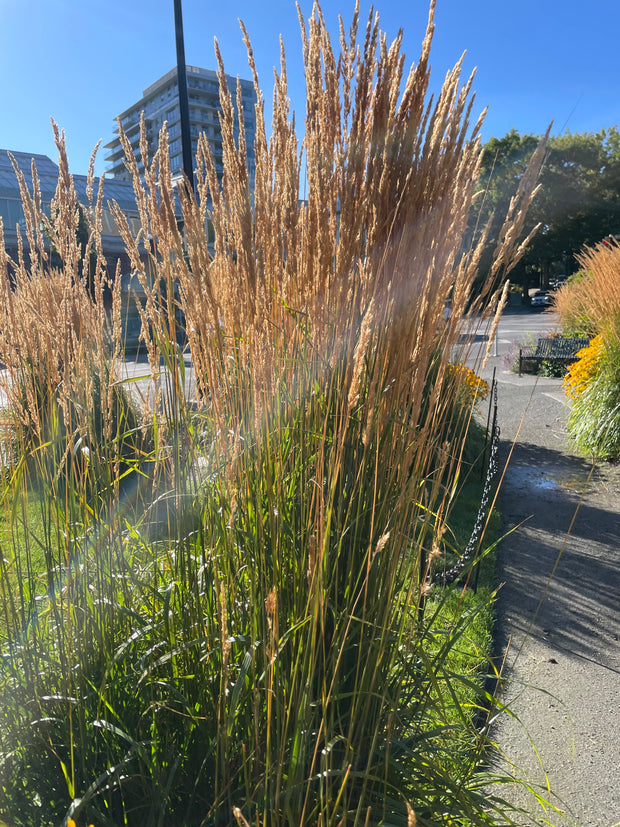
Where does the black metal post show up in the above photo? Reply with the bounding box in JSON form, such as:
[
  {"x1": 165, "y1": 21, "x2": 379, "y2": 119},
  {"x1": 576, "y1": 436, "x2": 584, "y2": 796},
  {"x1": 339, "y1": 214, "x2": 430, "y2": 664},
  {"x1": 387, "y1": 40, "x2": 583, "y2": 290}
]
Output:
[
  {"x1": 173, "y1": 0, "x2": 194, "y2": 193},
  {"x1": 481, "y1": 366, "x2": 496, "y2": 480}
]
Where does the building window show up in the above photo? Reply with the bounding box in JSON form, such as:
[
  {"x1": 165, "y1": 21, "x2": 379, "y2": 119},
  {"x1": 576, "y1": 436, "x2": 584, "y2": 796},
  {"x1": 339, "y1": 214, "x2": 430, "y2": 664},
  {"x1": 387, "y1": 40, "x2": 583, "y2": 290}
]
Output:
[
  {"x1": 101, "y1": 208, "x2": 122, "y2": 237},
  {"x1": 128, "y1": 213, "x2": 141, "y2": 237},
  {"x1": 0, "y1": 198, "x2": 25, "y2": 229}
]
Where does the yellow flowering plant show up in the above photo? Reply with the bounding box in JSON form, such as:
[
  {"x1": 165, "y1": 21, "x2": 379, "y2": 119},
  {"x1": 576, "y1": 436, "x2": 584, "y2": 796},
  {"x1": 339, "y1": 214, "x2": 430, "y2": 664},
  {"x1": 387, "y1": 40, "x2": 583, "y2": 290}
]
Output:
[
  {"x1": 448, "y1": 364, "x2": 490, "y2": 404},
  {"x1": 564, "y1": 331, "x2": 620, "y2": 459},
  {"x1": 563, "y1": 334, "x2": 603, "y2": 400}
]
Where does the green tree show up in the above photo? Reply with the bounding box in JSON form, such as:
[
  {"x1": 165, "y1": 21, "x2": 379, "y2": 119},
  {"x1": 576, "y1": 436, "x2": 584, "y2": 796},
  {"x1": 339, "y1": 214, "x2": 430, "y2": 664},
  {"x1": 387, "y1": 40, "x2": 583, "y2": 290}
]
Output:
[
  {"x1": 470, "y1": 127, "x2": 620, "y2": 291},
  {"x1": 468, "y1": 129, "x2": 540, "y2": 292}
]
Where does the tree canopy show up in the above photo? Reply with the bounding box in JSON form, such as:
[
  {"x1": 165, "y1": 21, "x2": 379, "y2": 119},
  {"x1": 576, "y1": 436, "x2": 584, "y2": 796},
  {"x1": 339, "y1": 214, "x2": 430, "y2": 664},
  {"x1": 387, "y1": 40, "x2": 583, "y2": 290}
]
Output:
[{"x1": 471, "y1": 127, "x2": 620, "y2": 289}]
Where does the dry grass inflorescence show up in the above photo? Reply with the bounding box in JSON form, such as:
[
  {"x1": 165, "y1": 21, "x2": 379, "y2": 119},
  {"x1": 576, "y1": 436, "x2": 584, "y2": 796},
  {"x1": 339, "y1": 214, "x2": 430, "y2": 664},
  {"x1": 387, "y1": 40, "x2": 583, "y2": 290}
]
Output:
[
  {"x1": 554, "y1": 241, "x2": 620, "y2": 339},
  {"x1": 559, "y1": 240, "x2": 620, "y2": 459},
  {"x1": 0, "y1": 2, "x2": 548, "y2": 825},
  {"x1": 0, "y1": 124, "x2": 150, "y2": 500}
]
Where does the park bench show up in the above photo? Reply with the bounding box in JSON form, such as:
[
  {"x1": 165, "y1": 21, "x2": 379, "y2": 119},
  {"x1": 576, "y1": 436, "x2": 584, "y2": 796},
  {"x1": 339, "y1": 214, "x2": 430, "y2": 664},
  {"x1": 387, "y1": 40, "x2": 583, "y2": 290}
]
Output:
[{"x1": 518, "y1": 337, "x2": 590, "y2": 376}]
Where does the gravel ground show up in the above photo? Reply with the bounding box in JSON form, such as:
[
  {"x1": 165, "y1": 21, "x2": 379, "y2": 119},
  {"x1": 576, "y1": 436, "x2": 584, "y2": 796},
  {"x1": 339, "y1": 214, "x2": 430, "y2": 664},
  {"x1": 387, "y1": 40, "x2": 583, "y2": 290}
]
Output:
[{"x1": 477, "y1": 344, "x2": 620, "y2": 827}]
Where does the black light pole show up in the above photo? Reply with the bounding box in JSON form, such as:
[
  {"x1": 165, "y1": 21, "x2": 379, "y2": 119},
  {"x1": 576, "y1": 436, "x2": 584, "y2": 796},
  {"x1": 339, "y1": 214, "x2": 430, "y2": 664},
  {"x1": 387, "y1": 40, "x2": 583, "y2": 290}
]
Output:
[{"x1": 173, "y1": 0, "x2": 194, "y2": 193}]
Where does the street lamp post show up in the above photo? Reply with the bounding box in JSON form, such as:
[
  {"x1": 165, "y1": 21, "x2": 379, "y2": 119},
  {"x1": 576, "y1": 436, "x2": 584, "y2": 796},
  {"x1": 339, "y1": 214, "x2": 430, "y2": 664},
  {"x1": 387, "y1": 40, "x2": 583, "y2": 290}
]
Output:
[{"x1": 173, "y1": 0, "x2": 194, "y2": 193}]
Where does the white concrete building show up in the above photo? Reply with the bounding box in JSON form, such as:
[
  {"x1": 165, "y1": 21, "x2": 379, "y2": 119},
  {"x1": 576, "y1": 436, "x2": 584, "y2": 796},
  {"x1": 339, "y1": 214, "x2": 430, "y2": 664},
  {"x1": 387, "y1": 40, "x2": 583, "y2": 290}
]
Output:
[{"x1": 104, "y1": 65, "x2": 257, "y2": 188}]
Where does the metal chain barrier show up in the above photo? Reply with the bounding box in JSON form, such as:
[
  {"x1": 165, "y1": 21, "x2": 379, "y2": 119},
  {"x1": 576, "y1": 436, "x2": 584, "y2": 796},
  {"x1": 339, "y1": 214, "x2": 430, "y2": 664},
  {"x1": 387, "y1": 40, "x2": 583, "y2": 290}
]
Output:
[{"x1": 434, "y1": 376, "x2": 500, "y2": 588}]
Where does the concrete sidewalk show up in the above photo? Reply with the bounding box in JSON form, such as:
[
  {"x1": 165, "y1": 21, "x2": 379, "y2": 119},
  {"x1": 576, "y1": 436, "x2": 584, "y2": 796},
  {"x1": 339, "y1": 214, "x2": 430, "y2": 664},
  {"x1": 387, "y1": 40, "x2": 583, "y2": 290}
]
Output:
[{"x1": 479, "y1": 355, "x2": 620, "y2": 826}]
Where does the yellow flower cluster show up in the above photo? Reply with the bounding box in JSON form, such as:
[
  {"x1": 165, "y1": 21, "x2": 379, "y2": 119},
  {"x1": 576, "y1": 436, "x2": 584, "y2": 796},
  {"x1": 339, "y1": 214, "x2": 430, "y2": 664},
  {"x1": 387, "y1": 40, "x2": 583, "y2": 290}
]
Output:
[
  {"x1": 563, "y1": 334, "x2": 603, "y2": 400},
  {"x1": 448, "y1": 364, "x2": 490, "y2": 402}
]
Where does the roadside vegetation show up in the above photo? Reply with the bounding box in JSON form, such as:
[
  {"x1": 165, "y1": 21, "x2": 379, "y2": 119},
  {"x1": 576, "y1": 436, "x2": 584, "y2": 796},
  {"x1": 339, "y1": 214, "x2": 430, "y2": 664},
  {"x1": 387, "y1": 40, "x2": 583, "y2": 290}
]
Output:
[
  {"x1": 469, "y1": 127, "x2": 620, "y2": 293},
  {"x1": 0, "y1": 3, "x2": 550, "y2": 825},
  {"x1": 556, "y1": 242, "x2": 620, "y2": 459}
]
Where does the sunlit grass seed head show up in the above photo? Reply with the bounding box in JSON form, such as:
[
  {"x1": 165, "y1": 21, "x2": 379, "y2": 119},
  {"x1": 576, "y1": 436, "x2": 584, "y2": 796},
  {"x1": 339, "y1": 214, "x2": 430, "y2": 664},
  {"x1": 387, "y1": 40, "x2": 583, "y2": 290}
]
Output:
[{"x1": 0, "y1": 2, "x2": 548, "y2": 824}]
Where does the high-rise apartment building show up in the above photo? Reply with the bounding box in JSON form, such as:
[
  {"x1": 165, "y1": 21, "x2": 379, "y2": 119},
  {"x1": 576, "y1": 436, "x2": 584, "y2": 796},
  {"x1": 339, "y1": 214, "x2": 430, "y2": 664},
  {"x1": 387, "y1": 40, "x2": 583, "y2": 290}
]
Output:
[{"x1": 104, "y1": 65, "x2": 257, "y2": 187}]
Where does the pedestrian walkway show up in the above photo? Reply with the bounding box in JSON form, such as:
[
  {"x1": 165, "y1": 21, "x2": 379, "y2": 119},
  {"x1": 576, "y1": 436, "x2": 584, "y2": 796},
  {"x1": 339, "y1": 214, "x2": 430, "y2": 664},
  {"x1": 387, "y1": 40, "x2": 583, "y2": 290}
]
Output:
[{"x1": 484, "y1": 363, "x2": 620, "y2": 826}]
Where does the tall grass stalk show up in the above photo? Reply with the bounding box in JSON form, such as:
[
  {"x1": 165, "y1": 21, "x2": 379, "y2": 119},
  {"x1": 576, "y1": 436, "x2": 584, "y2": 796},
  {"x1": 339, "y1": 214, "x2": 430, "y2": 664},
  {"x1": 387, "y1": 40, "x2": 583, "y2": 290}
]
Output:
[
  {"x1": 0, "y1": 3, "x2": 546, "y2": 825},
  {"x1": 554, "y1": 240, "x2": 620, "y2": 339}
]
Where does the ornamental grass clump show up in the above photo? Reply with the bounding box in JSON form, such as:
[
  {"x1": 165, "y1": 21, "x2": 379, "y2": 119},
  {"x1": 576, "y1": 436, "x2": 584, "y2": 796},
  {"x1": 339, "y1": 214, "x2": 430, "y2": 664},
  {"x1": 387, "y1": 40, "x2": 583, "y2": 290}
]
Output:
[
  {"x1": 554, "y1": 240, "x2": 620, "y2": 339},
  {"x1": 0, "y1": 3, "x2": 547, "y2": 825},
  {"x1": 0, "y1": 126, "x2": 151, "y2": 507},
  {"x1": 559, "y1": 241, "x2": 620, "y2": 459}
]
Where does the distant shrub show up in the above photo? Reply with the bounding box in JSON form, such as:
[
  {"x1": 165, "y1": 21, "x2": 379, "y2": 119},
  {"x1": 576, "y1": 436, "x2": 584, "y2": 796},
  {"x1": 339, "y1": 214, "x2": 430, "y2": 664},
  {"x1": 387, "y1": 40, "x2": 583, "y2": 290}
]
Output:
[
  {"x1": 538, "y1": 358, "x2": 568, "y2": 377},
  {"x1": 502, "y1": 331, "x2": 552, "y2": 373},
  {"x1": 502, "y1": 335, "x2": 532, "y2": 372}
]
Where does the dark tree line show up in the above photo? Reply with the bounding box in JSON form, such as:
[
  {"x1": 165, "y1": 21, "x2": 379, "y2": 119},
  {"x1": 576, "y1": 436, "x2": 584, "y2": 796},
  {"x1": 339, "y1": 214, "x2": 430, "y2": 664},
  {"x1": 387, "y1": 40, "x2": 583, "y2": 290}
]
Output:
[{"x1": 470, "y1": 127, "x2": 620, "y2": 292}]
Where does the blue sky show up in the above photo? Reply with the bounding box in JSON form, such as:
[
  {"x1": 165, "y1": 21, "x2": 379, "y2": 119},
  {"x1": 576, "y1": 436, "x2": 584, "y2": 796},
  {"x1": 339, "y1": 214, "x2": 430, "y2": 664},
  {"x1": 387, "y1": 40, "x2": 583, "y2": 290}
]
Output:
[{"x1": 1, "y1": 0, "x2": 619, "y2": 177}]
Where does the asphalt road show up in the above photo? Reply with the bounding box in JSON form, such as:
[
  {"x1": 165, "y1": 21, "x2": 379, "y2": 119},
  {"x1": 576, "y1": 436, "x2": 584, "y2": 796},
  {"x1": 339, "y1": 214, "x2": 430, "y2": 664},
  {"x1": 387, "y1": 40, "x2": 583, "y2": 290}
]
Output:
[{"x1": 476, "y1": 308, "x2": 620, "y2": 827}]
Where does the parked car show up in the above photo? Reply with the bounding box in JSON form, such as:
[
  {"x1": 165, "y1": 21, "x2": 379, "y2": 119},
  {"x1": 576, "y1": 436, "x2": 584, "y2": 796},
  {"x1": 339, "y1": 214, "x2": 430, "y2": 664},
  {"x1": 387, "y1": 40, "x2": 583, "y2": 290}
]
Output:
[
  {"x1": 549, "y1": 274, "x2": 568, "y2": 289},
  {"x1": 531, "y1": 290, "x2": 554, "y2": 308}
]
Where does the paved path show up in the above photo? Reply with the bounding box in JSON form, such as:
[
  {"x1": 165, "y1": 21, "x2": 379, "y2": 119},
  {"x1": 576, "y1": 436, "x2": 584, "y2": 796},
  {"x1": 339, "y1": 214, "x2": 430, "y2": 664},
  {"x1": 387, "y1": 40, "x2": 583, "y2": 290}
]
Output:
[
  {"x1": 0, "y1": 355, "x2": 198, "y2": 415},
  {"x1": 478, "y1": 332, "x2": 620, "y2": 827}
]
